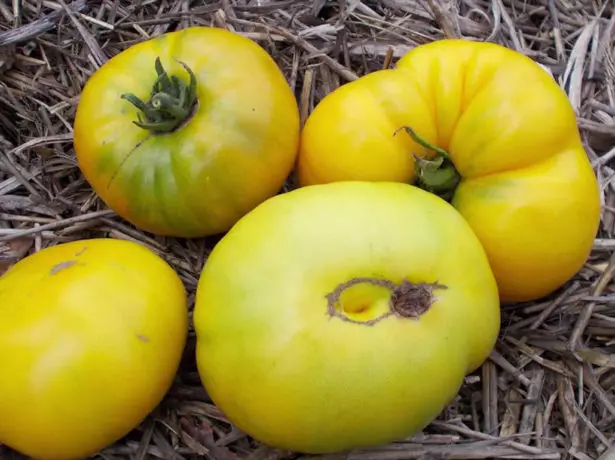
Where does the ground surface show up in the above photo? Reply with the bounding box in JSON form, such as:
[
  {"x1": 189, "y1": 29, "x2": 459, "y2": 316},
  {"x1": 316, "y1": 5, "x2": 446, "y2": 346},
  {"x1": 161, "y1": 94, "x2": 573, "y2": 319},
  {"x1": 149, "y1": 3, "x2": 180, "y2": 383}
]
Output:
[{"x1": 1, "y1": 1, "x2": 615, "y2": 459}]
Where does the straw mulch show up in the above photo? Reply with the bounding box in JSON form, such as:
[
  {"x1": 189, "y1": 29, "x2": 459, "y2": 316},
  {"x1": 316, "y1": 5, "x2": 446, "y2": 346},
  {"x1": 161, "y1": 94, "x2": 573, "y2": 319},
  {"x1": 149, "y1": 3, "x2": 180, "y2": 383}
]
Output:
[{"x1": 1, "y1": 1, "x2": 615, "y2": 459}]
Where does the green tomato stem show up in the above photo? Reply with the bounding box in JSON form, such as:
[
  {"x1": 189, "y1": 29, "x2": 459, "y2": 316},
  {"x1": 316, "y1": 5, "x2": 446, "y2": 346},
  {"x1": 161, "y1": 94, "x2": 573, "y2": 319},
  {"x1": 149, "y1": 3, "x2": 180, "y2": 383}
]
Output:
[
  {"x1": 394, "y1": 126, "x2": 462, "y2": 201},
  {"x1": 121, "y1": 57, "x2": 198, "y2": 135}
]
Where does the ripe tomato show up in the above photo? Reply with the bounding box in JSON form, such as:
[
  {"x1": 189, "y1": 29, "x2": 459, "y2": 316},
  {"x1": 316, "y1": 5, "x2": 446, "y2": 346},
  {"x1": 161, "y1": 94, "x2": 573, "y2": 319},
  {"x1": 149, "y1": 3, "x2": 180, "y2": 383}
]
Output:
[
  {"x1": 194, "y1": 181, "x2": 500, "y2": 454},
  {"x1": 297, "y1": 39, "x2": 600, "y2": 303},
  {"x1": 0, "y1": 239, "x2": 188, "y2": 460},
  {"x1": 74, "y1": 26, "x2": 300, "y2": 238}
]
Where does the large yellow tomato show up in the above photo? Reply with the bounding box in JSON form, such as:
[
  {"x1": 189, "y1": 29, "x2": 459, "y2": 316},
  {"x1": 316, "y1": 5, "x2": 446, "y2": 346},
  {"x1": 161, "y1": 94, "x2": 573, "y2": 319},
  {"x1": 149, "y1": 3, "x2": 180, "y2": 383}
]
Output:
[
  {"x1": 74, "y1": 26, "x2": 300, "y2": 238},
  {"x1": 194, "y1": 181, "x2": 500, "y2": 454},
  {"x1": 297, "y1": 39, "x2": 600, "y2": 303},
  {"x1": 0, "y1": 239, "x2": 188, "y2": 460}
]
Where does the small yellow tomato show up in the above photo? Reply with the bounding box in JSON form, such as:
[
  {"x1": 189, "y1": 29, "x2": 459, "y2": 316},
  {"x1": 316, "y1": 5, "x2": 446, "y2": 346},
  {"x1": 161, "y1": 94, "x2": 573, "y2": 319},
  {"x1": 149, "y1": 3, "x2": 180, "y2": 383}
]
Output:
[
  {"x1": 297, "y1": 39, "x2": 601, "y2": 303},
  {"x1": 194, "y1": 181, "x2": 500, "y2": 454},
  {"x1": 74, "y1": 26, "x2": 300, "y2": 238},
  {"x1": 0, "y1": 239, "x2": 188, "y2": 460}
]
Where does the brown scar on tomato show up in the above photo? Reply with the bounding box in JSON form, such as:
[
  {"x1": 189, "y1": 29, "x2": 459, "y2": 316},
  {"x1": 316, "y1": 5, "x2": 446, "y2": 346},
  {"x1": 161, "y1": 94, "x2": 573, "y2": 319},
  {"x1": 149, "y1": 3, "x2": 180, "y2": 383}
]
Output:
[
  {"x1": 74, "y1": 246, "x2": 88, "y2": 256},
  {"x1": 325, "y1": 277, "x2": 447, "y2": 326},
  {"x1": 136, "y1": 334, "x2": 150, "y2": 342},
  {"x1": 50, "y1": 260, "x2": 77, "y2": 275}
]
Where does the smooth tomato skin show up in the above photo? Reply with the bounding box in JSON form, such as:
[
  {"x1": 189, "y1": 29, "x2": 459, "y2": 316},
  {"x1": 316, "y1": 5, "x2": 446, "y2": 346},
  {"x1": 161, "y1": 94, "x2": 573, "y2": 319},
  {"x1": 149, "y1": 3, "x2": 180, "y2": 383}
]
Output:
[
  {"x1": 297, "y1": 39, "x2": 601, "y2": 303},
  {"x1": 74, "y1": 26, "x2": 300, "y2": 238},
  {"x1": 0, "y1": 239, "x2": 188, "y2": 460},
  {"x1": 194, "y1": 181, "x2": 500, "y2": 454}
]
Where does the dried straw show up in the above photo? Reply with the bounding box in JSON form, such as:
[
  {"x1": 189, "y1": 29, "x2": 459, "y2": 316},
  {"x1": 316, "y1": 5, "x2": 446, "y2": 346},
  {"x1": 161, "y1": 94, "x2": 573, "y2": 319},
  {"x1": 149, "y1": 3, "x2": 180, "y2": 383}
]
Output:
[{"x1": 1, "y1": 1, "x2": 615, "y2": 459}]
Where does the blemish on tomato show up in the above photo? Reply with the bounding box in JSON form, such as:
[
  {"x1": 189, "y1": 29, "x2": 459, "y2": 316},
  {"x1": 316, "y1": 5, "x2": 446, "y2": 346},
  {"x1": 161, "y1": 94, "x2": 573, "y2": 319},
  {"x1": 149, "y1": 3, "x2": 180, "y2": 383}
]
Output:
[
  {"x1": 75, "y1": 246, "x2": 88, "y2": 256},
  {"x1": 136, "y1": 334, "x2": 150, "y2": 342},
  {"x1": 50, "y1": 260, "x2": 77, "y2": 275}
]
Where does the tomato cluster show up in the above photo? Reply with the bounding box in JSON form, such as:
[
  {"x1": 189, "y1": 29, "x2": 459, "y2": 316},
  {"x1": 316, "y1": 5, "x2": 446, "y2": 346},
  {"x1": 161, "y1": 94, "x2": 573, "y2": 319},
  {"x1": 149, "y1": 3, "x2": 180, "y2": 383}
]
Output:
[{"x1": 0, "y1": 27, "x2": 600, "y2": 459}]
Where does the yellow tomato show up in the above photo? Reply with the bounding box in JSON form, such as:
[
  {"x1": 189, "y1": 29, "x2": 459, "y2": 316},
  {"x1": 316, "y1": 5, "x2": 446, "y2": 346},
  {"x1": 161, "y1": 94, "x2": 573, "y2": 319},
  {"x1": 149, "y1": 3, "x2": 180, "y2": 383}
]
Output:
[
  {"x1": 297, "y1": 39, "x2": 600, "y2": 303},
  {"x1": 0, "y1": 239, "x2": 188, "y2": 460},
  {"x1": 194, "y1": 181, "x2": 500, "y2": 454},
  {"x1": 74, "y1": 26, "x2": 300, "y2": 238}
]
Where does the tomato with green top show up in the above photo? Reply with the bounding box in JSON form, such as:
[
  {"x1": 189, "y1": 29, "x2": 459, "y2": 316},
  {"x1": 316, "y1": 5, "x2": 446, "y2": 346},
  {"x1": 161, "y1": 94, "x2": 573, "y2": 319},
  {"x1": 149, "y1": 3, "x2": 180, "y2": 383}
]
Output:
[
  {"x1": 297, "y1": 39, "x2": 601, "y2": 303},
  {"x1": 74, "y1": 26, "x2": 300, "y2": 238}
]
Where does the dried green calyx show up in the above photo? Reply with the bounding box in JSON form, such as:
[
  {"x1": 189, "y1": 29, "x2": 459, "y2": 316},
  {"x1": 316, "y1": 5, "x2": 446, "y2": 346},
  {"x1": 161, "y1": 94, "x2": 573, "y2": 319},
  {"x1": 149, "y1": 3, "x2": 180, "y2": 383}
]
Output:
[
  {"x1": 395, "y1": 126, "x2": 462, "y2": 201},
  {"x1": 121, "y1": 57, "x2": 197, "y2": 134}
]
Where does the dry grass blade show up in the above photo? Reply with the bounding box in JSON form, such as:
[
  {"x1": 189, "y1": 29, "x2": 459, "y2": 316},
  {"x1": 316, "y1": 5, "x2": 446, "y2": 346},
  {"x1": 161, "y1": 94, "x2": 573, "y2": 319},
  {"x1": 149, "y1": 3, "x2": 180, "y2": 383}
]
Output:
[
  {"x1": 569, "y1": 251, "x2": 615, "y2": 349},
  {"x1": 0, "y1": 0, "x2": 90, "y2": 46},
  {"x1": 0, "y1": 1, "x2": 614, "y2": 460}
]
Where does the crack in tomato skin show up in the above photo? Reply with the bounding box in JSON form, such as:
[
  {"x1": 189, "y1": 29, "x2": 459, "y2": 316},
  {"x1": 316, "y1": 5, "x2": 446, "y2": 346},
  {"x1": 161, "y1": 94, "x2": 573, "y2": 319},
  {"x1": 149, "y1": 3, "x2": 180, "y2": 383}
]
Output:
[{"x1": 49, "y1": 260, "x2": 78, "y2": 275}]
